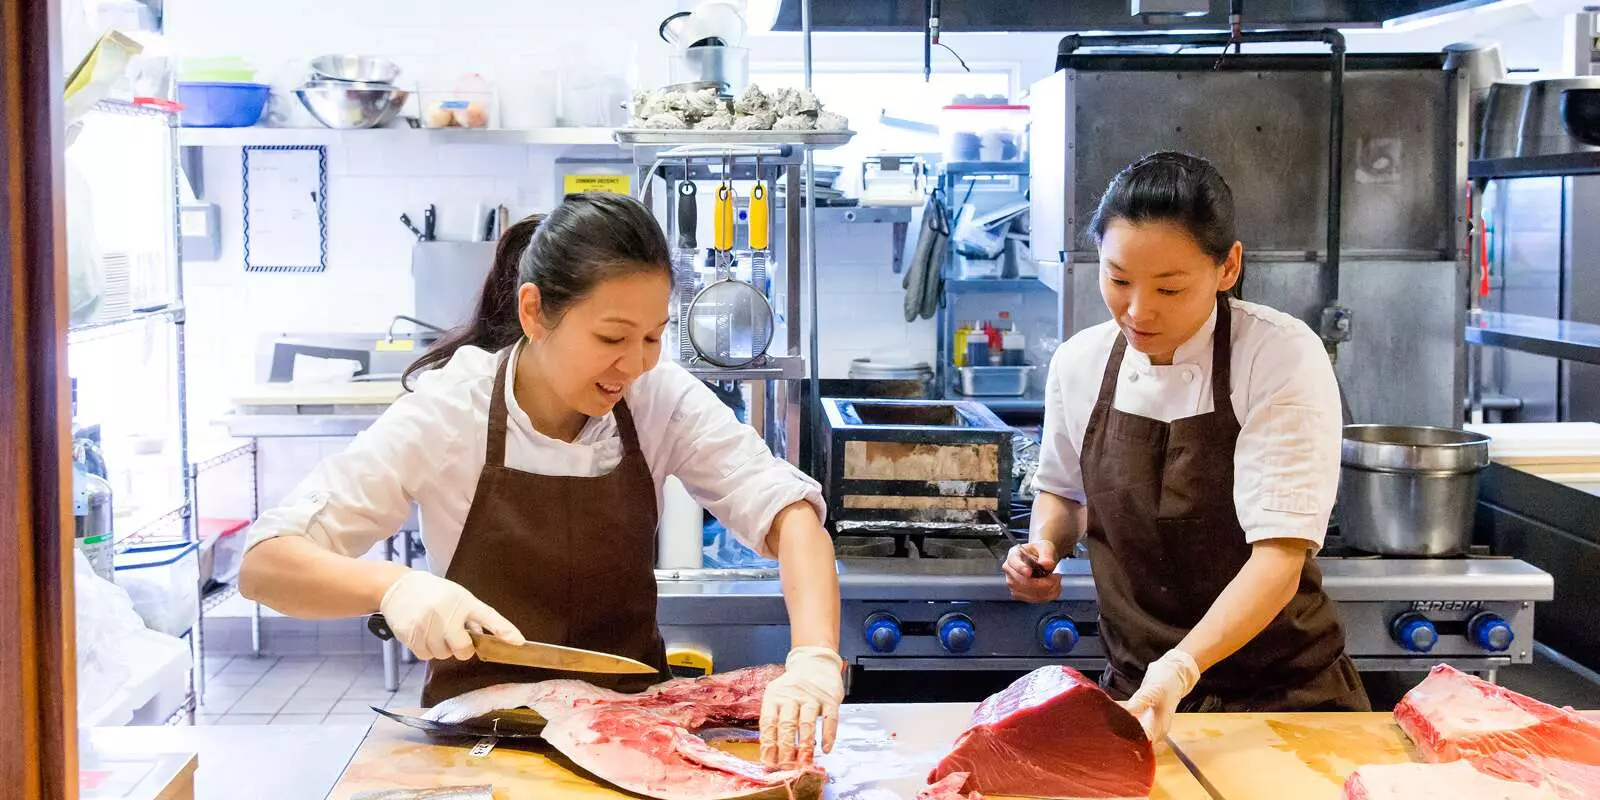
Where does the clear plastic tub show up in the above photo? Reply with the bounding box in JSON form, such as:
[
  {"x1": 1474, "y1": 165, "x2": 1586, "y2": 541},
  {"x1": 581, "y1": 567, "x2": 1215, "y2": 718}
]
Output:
[
  {"x1": 419, "y1": 74, "x2": 495, "y2": 129},
  {"x1": 114, "y1": 541, "x2": 199, "y2": 637},
  {"x1": 941, "y1": 104, "x2": 1029, "y2": 163}
]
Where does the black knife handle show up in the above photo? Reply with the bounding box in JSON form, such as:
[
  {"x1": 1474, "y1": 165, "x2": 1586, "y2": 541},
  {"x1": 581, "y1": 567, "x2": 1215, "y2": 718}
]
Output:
[
  {"x1": 677, "y1": 181, "x2": 697, "y2": 250},
  {"x1": 367, "y1": 612, "x2": 395, "y2": 641}
]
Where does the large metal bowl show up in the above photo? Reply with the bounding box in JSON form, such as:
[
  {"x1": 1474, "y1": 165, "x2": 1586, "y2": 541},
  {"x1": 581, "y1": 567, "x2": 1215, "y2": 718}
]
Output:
[
  {"x1": 295, "y1": 85, "x2": 410, "y2": 129},
  {"x1": 309, "y1": 54, "x2": 401, "y2": 84},
  {"x1": 1338, "y1": 424, "x2": 1491, "y2": 557},
  {"x1": 1561, "y1": 88, "x2": 1600, "y2": 147}
]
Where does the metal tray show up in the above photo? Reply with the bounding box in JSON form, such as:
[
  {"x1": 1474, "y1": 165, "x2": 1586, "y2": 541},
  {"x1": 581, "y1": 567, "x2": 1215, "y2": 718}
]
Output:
[{"x1": 614, "y1": 129, "x2": 856, "y2": 148}]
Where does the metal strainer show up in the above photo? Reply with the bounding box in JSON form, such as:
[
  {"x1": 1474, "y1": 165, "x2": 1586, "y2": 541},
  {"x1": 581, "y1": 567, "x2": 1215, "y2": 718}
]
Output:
[{"x1": 686, "y1": 278, "x2": 775, "y2": 369}]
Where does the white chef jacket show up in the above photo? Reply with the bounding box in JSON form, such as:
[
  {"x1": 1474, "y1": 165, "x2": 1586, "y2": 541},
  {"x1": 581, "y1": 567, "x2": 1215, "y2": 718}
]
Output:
[
  {"x1": 245, "y1": 341, "x2": 825, "y2": 570},
  {"x1": 1032, "y1": 298, "x2": 1341, "y2": 548}
]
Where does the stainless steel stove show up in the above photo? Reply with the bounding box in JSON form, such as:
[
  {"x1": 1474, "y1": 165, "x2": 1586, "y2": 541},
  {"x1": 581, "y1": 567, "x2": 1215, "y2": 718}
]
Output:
[
  {"x1": 654, "y1": 535, "x2": 1553, "y2": 686},
  {"x1": 829, "y1": 534, "x2": 1553, "y2": 682}
]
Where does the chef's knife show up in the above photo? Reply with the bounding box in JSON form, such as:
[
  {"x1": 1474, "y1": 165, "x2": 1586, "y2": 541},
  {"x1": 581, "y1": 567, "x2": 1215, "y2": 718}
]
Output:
[
  {"x1": 423, "y1": 204, "x2": 437, "y2": 241},
  {"x1": 365, "y1": 613, "x2": 657, "y2": 675},
  {"x1": 1001, "y1": 525, "x2": 1049, "y2": 579}
]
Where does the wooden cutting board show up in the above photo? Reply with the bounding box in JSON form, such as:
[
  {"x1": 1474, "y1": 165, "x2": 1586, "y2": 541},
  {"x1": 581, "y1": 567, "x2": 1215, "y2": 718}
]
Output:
[
  {"x1": 326, "y1": 704, "x2": 1210, "y2": 800},
  {"x1": 1167, "y1": 712, "x2": 1415, "y2": 800}
]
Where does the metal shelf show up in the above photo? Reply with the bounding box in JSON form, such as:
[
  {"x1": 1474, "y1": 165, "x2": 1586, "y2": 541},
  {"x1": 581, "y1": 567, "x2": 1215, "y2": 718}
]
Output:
[
  {"x1": 945, "y1": 277, "x2": 1053, "y2": 293},
  {"x1": 683, "y1": 355, "x2": 808, "y2": 382},
  {"x1": 1465, "y1": 311, "x2": 1600, "y2": 366},
  {"x1": 1469, "y1": 152, "x2": 1600, "y2": 180},
  {"x1": 615, "y1": 129, "x2": 855, "y2": 148},
  {"x1": 941, "y1": 161, "x2": 1031, "y2": 177},
  {"x1": 113, "y1": 505, "x2": 188, "y2": 554},
  {"x1": 68, "y1": 303, "x2": 184, "y2": 337},
  {"x1": 179, "y1": 126, "x2": 619, "y2": 148},
  {"x1": 202, "y1": 583, "x2": 240, "y2": 614},
  {"x1": 191, "y1": 440, "x2": 254, "y2": 475},
  {"x1": 972, "y1": 394, "x2": 1047, "y2": 414},
  {"x1": 91, "y1": 98, "x2": 181, "y2": 119}
]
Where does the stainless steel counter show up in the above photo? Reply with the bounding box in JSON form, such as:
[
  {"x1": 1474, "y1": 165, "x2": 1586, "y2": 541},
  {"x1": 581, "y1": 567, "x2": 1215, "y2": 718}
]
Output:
[
  {"x1": 656, "y1": 557, "x2": 1554, "y2": 609},
  {"x1": 86, "y1": 723, "x2": 367, "y2": 800}
]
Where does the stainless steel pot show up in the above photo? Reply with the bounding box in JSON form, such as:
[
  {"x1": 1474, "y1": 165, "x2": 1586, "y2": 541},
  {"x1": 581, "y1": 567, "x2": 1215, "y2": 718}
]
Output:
[
  {"x1": 1479, "y1": 81, "x2": 1531, "y2": 159},
  {"x1": 1518, "y1": 77, "x2": 1600, "y2": 157},
  {"x1": 1338, "y1": 424, "x2": 1491, "y2": 556}
]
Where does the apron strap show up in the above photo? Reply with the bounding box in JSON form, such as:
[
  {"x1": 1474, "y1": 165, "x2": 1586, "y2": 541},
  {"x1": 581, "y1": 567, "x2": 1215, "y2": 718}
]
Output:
[
  {"x1": 1095, "y1": 333, "x2": 1129, "y2": 414},
  {"x1": 486, "y1": 347, "x2": 513, "y2": 468},
  {"x1": 611, "y1": 398, "x2": 644, "y2": 456},
  {"x1": 1209, "y1": 293, "x2": 1239, "y2": 429}
]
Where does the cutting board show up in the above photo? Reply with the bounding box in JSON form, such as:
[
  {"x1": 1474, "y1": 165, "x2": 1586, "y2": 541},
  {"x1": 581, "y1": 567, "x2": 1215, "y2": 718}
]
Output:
[
  {"x1": 327, "y1": 704, "x2": 1210, "y2": 800},
  {"x1": 1167, "y1": 712, "x2": 1415, "y2": 800}
]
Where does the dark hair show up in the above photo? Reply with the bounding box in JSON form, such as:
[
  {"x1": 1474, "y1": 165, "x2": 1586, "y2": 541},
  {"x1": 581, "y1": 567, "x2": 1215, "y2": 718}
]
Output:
[
  {"x1": 402, "y1": 192, "x2": 673, "y2": 389},
  {"x1": 1087, "y1": 151, "x2": 1237, "y2": 263}
]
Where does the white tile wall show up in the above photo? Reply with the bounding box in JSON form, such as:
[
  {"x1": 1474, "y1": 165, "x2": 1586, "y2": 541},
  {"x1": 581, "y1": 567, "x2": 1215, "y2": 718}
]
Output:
[{"x1": 163, "y1": 0, "x2": 1575, "y2": 432}]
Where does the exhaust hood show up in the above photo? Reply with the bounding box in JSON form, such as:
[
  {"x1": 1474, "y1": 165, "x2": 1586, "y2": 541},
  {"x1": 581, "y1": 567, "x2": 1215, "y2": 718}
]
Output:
[{"x1": 767, "y1": 0, "x2": 1508, "y2": 32}]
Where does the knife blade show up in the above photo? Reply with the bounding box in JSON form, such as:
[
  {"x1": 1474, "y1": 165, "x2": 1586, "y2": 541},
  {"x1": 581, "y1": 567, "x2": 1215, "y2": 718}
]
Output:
[
  {"x1": 365, "y1": 613, "x2": 658, "y2": 675},
  {"x1": 467, "y1": 632, "x2": 659, "y2": 675}
]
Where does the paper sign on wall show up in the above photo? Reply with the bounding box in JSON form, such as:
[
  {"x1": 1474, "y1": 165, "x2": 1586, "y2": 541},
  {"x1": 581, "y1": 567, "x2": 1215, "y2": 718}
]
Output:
[{"x1": 562, "y1": 173, "x2": 630, "y2": 195}]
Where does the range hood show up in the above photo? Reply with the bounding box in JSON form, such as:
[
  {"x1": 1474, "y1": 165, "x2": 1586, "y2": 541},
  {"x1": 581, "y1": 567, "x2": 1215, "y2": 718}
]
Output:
[{"x1": 769, "y1": 0, "x2": 1505, "y2": 32}]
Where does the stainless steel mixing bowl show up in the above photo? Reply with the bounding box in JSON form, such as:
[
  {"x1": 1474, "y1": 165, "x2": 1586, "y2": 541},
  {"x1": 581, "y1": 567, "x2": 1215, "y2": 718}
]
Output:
[
  {"x1": 309, "y1": 55, "x2": 402, "y2": 85},
  {"x1": 295, "y1": 84, "x2": 410, "y2": 129}
]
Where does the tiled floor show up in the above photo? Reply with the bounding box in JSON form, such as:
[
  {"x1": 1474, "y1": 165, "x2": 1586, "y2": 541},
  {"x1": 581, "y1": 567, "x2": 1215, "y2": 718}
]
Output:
[{"x1": 197, "y1": 653, "x2": 423, "y2": 726}]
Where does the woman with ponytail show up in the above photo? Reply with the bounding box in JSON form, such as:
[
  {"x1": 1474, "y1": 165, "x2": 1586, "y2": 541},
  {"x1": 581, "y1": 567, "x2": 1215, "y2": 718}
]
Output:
[
  {"x1": 240, "y1": 193, "x2": 841, "y2": 769},
  {"x1": 1006, "y1": 153, "x2": 1369, "y2": 741}
]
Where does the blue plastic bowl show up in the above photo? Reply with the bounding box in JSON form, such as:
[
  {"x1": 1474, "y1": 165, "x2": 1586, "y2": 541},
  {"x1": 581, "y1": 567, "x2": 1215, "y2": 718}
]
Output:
[{"x1": 176, "y1": 82, "x2": 271, "y2": 127}]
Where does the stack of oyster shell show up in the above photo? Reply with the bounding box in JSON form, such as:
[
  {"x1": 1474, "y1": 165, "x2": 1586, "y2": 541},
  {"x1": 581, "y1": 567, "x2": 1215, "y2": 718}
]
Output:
[{"x1": 629, "y1": 83, "x2": 848, "y2": 132}]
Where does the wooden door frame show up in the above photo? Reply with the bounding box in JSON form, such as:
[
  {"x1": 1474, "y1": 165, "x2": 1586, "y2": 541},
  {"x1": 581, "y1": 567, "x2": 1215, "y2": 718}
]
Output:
[{"x1": 1, "y1": 0, "x2": 77, "y2": 798}]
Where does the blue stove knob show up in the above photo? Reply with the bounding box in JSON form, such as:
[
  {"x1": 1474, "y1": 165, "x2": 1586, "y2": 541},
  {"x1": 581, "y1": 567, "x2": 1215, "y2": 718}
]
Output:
[
  {"x1": 1468, "y1": 612, "x2": 1514, "y2": 653},
  {"x1": 1391, "y1": 612, "x2": 1438, "y2": 653},
  {"x1": 1039, "y1": 616, "x2": 1079, "y2": 654},
  {"x1": 938, "y1": 613, "x2": 975, "y2": 654},
  {"x1": 863, "y1": 612, "x2": 902, "y2": 653}
]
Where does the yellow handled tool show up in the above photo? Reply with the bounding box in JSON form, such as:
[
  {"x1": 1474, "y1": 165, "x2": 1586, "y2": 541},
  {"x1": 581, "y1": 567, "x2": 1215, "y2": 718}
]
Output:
[
  {"x1": 749, "y1": 181, "x2": 769, "y2": 252},
  {"x1": 714, "y1": 183, "x2": 736, "y2": 254}
]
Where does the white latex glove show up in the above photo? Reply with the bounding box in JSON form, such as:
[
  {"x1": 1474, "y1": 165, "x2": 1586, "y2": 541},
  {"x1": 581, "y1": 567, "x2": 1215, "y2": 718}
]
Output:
[
  {"x1": 760, "y1": 646, "x2": 846, "y2": 769},
  {"x1": 1120, "y1": 648, "x2": 1201, "y2": 745},
  {"x1": 378, "y1": 570, "x2": 524, "y2": 661}
]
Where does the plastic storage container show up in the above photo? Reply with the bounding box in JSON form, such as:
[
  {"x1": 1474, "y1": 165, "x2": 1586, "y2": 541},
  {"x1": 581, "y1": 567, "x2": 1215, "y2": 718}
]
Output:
[
  {"x1": 957, "y1": 365, "x2": 1034, "y2": 396},
  {"x1": 198, "y1": 517, "x2": 250, "y2": 586},
  {"x1": 420, "y1": 73, "x2": 495, "y2": 129},
  {"x1": 114, "y1": 541, "x2": 199, "y2": 637},
  {"x1": 176, "y1": 81, "x2": 271, "y2": 127},
  {"x1": 941, "y1": 104, "x2": 1029, "y2": 163}
]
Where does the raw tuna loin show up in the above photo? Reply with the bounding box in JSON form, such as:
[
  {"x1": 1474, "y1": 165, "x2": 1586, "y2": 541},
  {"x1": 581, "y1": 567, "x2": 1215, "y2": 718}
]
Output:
[
  {"x1": 928, "y1": 665, "x2": 1154, "y2": 799},
  {"x1": 541, "y1": 705, "x2": 824, "y2": 800},
  {"x1": 424, "y1": 664, "x2": 783, "y2": 728},
  {"x1": 1344, "y1": 752, "x2": 1600, "y2": 800},
  {"x1": 915, "y1": 771, "x2": 985, "y2": 800},
  {"x1": 1393, "y1": 664, "x2": 1600, "y2": 764},
  {"x1": 1344, "y1": 664, "x2": 1600, "y2": 800},
  {"x1": 1343, "y1": 760, "x2": 1556, "y2": 800}
]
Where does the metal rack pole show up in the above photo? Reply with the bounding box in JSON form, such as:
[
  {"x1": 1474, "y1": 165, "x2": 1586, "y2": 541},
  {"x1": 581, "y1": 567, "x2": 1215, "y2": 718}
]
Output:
[
  {"x1": 801, "y1": 0, "x2": 823, "y2": 475},
  {"x1": 166, "y1": 110, "x2": 201, "y2": 724}
]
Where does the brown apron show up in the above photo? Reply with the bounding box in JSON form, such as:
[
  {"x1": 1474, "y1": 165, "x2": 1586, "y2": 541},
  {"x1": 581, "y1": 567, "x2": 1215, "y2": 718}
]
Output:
[
  {"x1": 1082, "y1": 294, "x2": 1370, "y2": 713},
  {"x1": 422, "y1": 349, "x2": 670, "y2": 706}
]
